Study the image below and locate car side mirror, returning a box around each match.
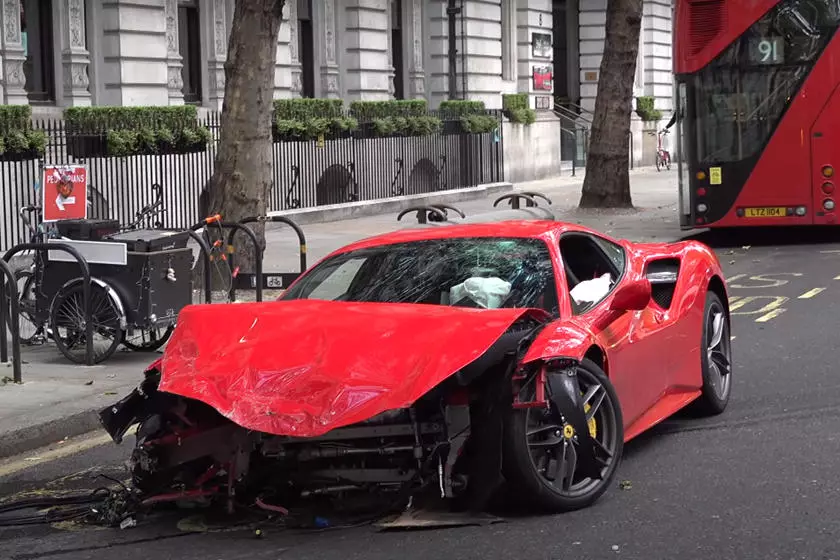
[609,279,651,311]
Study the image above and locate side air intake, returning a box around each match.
[646,258,681,310]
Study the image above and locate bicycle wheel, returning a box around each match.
[13,269,46,345]
[50,281,124,364]
[122,324,174,352]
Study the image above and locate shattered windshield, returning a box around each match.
[281,237,558,312]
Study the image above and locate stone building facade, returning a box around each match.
[0,0,675,172]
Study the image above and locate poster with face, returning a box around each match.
[42,165,88,222]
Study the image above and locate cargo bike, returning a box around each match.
[14,186,195,364]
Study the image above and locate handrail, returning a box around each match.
[0,260,21,383]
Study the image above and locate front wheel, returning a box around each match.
[502,358,624,512]
[123,325,174,352]
[689,290,732,416]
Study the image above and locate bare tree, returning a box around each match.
[200,0,286,286]
[579,0,643,208]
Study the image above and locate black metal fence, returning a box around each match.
[1,111,505,250]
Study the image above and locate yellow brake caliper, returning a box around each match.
[583,401,597,438]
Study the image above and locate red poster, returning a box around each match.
[42,165,88,222]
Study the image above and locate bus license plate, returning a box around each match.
[744,207,787,218]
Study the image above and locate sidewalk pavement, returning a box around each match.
[0,167,684,460]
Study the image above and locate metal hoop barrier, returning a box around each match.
[224,216,308,302]
[2,243,94,367]
[221,223,263,303]
[0,259,22,383]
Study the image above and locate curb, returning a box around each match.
[266,181,514,226]
[0,408,103,460]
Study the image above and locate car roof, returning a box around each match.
[331,220,612,255]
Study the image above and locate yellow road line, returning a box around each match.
[798,287,825,299]
[730,335,737,341]
[755,308,786,323]
[834,275,840,281]
[0,425,136,479]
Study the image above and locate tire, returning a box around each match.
[50,281,124,364]
[655,156,661,171]
[502,358,624,512]
[13,269,44,345]
[122,325,174,352]
[689,290,732,416]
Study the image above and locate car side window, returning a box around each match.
[297,258,367,300]
[558,233,626,315]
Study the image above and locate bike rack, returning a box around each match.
[191,221,263,303]
[2,243,95,367]
[493,192,553,210]
[231,215,308,300]
[0,259,22,383]
[397,204,466,224]
[186,215,224,305]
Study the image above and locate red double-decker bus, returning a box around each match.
[674,0,840,229]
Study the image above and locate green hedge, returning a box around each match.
[350,100,441,137]
[502,94,536,125]
[0,105,46,161]
[273,98,358,141]
[64,106,211,157]
[439,100,498,134]
[635,96,662,122]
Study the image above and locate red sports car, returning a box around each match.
[100,218,732,518]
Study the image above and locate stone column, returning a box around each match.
[206,0,228,109]
[407,0,425,99]
[59,0,91,106]
[288,0,302,96]
[516,0,554,110]
[386,0,395,96]
[165,0,184,104]
[344,0,390,101]
[319,0,340,99]
[0,0,28,104]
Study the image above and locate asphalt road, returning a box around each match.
[3,228,840,560]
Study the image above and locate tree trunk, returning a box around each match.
[579,0,642,209]
[197,0,285,293]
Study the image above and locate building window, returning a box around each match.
[20,0,56,104]
[298,0,315,98]
[553,1,568,100]
[501,0,516,81]
[178,0,202,104]
[391,0,404,99]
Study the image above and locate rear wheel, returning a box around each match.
[13,269,44,345]
[503,358,624,512]
[50,281,124,364]
[690,290,732,416]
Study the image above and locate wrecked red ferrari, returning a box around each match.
[100,220,732,519]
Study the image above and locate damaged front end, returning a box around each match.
[98,302,612,525]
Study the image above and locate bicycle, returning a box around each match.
[655,129,671,171]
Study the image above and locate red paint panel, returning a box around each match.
[675,0,778,74]
[809,84,840,222]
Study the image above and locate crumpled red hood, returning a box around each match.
[159,300,540,437]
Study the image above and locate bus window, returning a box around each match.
[690,0,840,164]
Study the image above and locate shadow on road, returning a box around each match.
[681,226,840,249]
